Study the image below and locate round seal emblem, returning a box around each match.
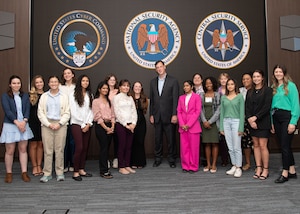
[124,11,181,69]
[49,10,109,70]
[195,12,250,69]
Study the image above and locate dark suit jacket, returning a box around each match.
[150,74,179,124]
[1,92,30,124]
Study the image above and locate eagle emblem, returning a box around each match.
[206,21,240,61]
[49,10,109,70]
[137,23,169,55]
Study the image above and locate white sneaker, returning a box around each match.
[107,160,111,169]
[112,158,118,169]
[63,167,68,173]
[68,167,74,172]
[234,168,242,178]
[226,166,237,175]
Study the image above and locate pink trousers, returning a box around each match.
[180,132,200,171]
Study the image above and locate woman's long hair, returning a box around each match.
[7,75,23,98]
[105,74,118,89]
[74,75,92,107]
[225,79,239,96]
[271,64,292,95]
[29,75,44,105]
[94,81,111,107]
[131,81,148,114]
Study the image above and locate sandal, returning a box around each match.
[253,166,262,179]
[242,164,251,171]
[259,167,269,180]
[32,166,40,176]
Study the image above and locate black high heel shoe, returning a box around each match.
[259,167,269,180]
[253,166,262,179]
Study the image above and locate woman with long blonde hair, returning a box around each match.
[28,75,45,176]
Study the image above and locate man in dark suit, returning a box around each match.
[150,60,179,168]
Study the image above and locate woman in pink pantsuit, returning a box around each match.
[177,80,202,173]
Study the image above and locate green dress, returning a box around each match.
[201,101,219,143]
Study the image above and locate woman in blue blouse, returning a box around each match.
[271,65,300,183]
[0,75,33,183]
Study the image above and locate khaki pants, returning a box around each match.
[41,120,67,176]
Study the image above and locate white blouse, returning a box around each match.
[113,92,137,127]
[69,92,94,128]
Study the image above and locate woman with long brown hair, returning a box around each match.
[28,75,45,176]
[130,81,148,168]
[245,70,272,180]
[271,65,300,183]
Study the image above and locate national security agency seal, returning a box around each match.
[49,10,109,70]
[195,12,250,69]
[124,11,181,69]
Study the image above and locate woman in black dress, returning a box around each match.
[29,75,44,176]
[131,81,148,168]
[245,70,272,180]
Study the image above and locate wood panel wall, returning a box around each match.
[266,0,300,151]
[0,0,31,159]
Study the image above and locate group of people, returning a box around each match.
[148,61,299,183]
[1,61,299,184]
[0,68,148,183]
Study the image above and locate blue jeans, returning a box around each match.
[223,118,242,167]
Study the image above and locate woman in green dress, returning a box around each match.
[200,77,221,173]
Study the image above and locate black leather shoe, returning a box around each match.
[288,172,297,179]
[169,162,176,168]
[274,175,288,183]
[100,172,113,179]
[153,161,161,167]
[182,169,188,173]
[72,176,82,181]
[80,172,92,177]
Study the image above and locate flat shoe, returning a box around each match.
[125,167,136,173]
[242,164,251,171]
[203,167,210,172]
[5,173,13,183]
[80,172,92,177]
[288,172,297,179]
[119,168,130,175]
[21,172,31,182]
[274,175,288,183]
[100,172,113,179]
[210,168,217,173]
[72,176,82,181]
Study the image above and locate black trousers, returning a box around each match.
[273,109,295,170]
[95,123,113,174]
[154,121,177,163]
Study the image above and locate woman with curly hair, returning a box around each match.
[69,75,94,181]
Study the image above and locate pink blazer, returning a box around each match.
[177,92,202,134]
